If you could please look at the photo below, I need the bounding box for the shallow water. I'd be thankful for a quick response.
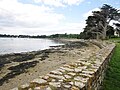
[0,38,63,54]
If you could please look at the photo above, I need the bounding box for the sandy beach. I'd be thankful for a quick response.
[0,39,100,90]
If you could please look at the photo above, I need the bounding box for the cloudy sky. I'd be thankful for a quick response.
[0,0,119,35]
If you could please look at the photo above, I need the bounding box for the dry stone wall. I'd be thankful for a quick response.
[11,42,115,90]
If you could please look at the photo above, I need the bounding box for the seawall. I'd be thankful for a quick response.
[11,41,115,90]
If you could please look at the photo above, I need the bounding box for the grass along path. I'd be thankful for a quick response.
[103,42,120,90]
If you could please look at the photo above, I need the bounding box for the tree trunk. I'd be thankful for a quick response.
[102,23,108,39]
[96,33,99,40]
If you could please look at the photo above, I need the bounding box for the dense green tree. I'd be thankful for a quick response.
[83,15,103,39]
[83,4,120,39]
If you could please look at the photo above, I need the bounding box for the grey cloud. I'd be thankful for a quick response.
[0,8,56,28]
[0,8,18,27]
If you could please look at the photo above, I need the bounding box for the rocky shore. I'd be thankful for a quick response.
[0,39,101,90]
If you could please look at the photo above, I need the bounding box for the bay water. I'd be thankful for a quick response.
[0,38,63,54]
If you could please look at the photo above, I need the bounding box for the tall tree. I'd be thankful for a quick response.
[83,4,120,39]
[83,15,103,39]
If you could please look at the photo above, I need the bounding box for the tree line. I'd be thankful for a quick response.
[0,33,80,39]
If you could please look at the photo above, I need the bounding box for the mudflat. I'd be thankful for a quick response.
[0,39,100,90]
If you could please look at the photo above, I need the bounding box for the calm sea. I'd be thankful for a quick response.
[0,38,63,54]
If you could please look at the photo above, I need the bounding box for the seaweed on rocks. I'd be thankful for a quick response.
[0,57,11,65]
[12,54,35,62]
[40,52,49,61]
[0,61,39,86]
[0,63,4,70]
[8,61,39,71]
[0,53,36,70]
[0,58,11,70]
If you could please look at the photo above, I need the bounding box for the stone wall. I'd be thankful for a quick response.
[11,42,115,90]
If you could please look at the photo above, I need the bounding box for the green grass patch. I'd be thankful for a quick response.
[102,42,120,90]
[109,38,120,43]
[110,37,120,40]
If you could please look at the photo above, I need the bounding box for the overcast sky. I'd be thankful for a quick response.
[0,0,119,35]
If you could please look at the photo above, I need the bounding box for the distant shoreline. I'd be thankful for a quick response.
[0,33,80,39]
